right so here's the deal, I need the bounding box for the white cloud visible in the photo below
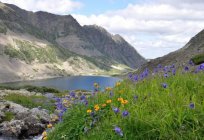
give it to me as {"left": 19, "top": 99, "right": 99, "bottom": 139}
{"left": 0, "top": 0, "right": 82, "bottom": 14}
{"left": 73, "top": 1, "right": 204, "bottom": 59}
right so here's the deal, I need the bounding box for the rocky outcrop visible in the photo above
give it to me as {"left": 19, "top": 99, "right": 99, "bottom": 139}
{"left": 0, "top": 101, "right": 51, "bottom": 138}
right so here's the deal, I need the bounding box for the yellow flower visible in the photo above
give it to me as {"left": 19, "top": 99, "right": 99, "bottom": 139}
{"left": 43, "top": 136, "right": 47, "bottom": 140}
{"left": 102, "top": 104, "right": 107, "bottom": 107}
{"left": 42, "top": 131, "right": 47, "bottom": 137}
{"left": 105, "top": 87, "right": 112, "bottom": 91}
{"left": 121, "top": 99, "right": 128, "bottom": 105}
{"left": 117, "top": 97, "right": 123, "bottom": 102}
{"left": 116, "top": 82, "right": 121, "bottom": 87}
{"left": 95, "top": 107, "right": 100, "bottom": 111}
{"left": 106, "top": 100, "right": 112, "bottom": 104}
{"left": 87, "top": 109, "right": 92, "bottom": 113}
{"left": 94, "top": 83, "right": 99, "bottom": 87}
{"left": 94, "top": 104, "right": 100, "bottom": 111}
{"left": 47, "top": 123, "right": 52, "bottom": 128}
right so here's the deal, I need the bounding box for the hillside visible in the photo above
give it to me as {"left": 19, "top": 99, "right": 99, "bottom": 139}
{"left": 140, "top": 30, "right": 204, "bottom": 71}
{"left": 0, "top": 2, "right": 146, "bottom": 83}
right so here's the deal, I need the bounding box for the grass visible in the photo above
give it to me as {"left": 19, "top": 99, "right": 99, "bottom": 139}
{"left": 3, "top": 112, "right": 15, "bottom": 122}
{"left": 4, "top": 94, "right": 56, "bottom": 113}
{"left": 48, "top": 67, "right": 204, "bottom": 140}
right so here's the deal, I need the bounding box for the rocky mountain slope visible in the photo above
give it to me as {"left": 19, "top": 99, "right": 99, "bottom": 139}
{"left": 0, "top": 2, "right": 146, "bottom": 83}
{"left": 140, "top": 29, "right": 204, "bottom": 71}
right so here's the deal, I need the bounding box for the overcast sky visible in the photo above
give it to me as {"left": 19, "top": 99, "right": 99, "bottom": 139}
{"left": 1, "top": 0, "right": 204, "bottom": 59}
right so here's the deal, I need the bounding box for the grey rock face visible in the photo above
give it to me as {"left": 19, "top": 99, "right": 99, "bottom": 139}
{"left": 0, "top": 102, "right": 50, "bottom": 138}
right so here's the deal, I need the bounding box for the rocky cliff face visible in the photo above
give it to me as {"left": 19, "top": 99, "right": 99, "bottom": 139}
{"left": 0, "top": 2, "right": 146, "bottom": 82}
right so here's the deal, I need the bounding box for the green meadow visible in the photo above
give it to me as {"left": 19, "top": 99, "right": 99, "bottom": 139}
{"left": 48, "top": 66, "right": 204, "bottom": 140}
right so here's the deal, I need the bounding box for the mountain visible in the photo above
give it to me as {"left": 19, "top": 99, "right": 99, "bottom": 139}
{"left": 140, "top": 29, "right": 204, "bottom": 71}
{"left": 0, "top": 2, "right": 146, "bottom": 83}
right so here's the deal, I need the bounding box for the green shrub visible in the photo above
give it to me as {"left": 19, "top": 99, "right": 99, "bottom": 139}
{"left": 191, "top": 54, "right": 204, "bottom": 65}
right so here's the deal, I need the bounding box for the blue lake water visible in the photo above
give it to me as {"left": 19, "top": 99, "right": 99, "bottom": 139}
{"left": 3, "top": 76, "right": 122, "bottom": 91}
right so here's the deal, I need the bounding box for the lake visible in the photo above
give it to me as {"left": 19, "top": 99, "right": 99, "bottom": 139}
{"left": 3, "top": 76, "right": 122, "bottom": 91}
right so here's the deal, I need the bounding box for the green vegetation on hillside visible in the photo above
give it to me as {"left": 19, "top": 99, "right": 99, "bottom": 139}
{"left": 4, "top": 40, "right": 62, "bottom": 63}
{"left": 48, "top": 64, "right": 204, "bottom": 140}
{"left": 4, "top": 94, "right": 56, "bottom": 113}
{"left": 0, "top": 23, "right": 7, "bottom": 34}
{"left": 192, "top": 54, "right": 204, "bottom": 65}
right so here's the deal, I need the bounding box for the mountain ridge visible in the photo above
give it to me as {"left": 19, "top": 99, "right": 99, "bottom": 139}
{"left": 0, "top": 2, "right": 146, "bottom": 83}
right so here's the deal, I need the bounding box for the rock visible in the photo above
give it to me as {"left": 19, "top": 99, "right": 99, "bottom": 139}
{"left": 30, "top": 108, "right": 51, "bottom": 124}
{"left": 44, "top": 93, "right": 54, "bottom": 99}
{"left": 0, "top": 120, "right": 26, "bottom": 137}
{"left": 6, "top": 101, "right": 29, "bottom": 114}
{"left": 0, "top": 111, "right": 5, "bottom": 123}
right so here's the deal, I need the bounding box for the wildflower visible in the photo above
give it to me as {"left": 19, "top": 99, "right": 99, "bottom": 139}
{"left": 184, "top": 66, "right": 189, "bottom": 71}
{"left": 94, "top": 104, "right": 100, "bottom": 111}
{"left": 172, "top": 69, "right": 176, "bottom": 75}
{"left": 114, "top": 126, "right": 123, "bottom": 136}
{"left": 47, "top": 123, "right": 52, "bottom": 128}
{"left": 106, "top": 87, "right": 112, "bottom": 91}
{"left": 113, "top": 107, "right": 120, "bottom": 114}
{"left": 121, "top": 100, "right": 128, "bottom": 105}
{"left": 162, "top": 83, "right": 167, "bottom": 88}
{"left": 122, "top": 110, "right": 129, "bottom": 117}
{"left": 133, "top": 95, "right": 138, "bottom": 100}
{"left": 117, "top": 97, "right": 123, "bottom": 102}
{"left": 70, "top": 91, "right": 76, "bottom": 98}
{"left": 94, "top": 83, "right": 98, "bottom": 87}
{"left": 87, "top": 109, "right": 92, "bottom": 113}
{"left": 109, "top": 91, "right": 114, "bottom": 97}
{"left": 189, "top": 60, "right": 194, "bottom": 66}
{"left": 164, "top": 73, "right": 168, "bottom": 78}
{"left": 102, "top": 104, "right": 107, "bottom": 107}
{"left": 189, "top": 103, "right": 195, "bottom": 109}
{"left": 80, "top": 95, "right": 86, "bottom": 100}
{"left": 42, "top": 131, "right": 47, "bottom": 137}
{"left": 198, "top": 63, "right": 204, "bottom": 70}
{"left": 106, "top": 100, "right": 112, "bottom": 104}
{"left": 43, "top": 136, "right": 47, "bottom": 140}
{"left": 116, "top": 82, "right": 121, "bottom": 87}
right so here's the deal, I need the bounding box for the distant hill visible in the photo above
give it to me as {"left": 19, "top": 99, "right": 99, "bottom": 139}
{"left": 140, "top": 29, "right": 204, "bottom": 71}
{"left": 0, "top": 2, "right": 146, "bottom": 83}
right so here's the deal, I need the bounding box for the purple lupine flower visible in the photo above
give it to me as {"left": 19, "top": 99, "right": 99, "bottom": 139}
{"left": 114, "top": 126, "right": 123, "bottom": 136}
{"left": 80, "top": 95, "right": 86, "bottom": 100}
{"left": 189, "top": 60, "right": 194, "bottom": 66}
{"left": 128, "top": 73, "right": 133, "bottom": 79}
{"left": 110, "top": 91, "right": 114, "bottom": 97}
{"left": 172, "top": 69, "right": 176, "bottom": 75}
{"left": 113, "top": 107, "right": 120, "bottom": 114}
{"left": 83, "top": 100, "right": 88, "bottom": 106}
{"left": 199, "top": 63, "right": 204, "bottom": 70}
{"left": 133, "top": 75, "right": 138, "bottom": 81}
{"left": 122, "top": 110, "right": 129, "bottom": 117}
{"left": 158, "top": 64, "right": 162, "bottom": 68}
{"left": 184, "top": 66, "right": 189, "bottom": 71}
{"left": 133, "top": 95, "right": 138, "bottom": 100}
{"left": 70, "top": 91, "right": 76, "bottom": 98}
{"left": 170, "top": 64, "right": 175, "bottom": 69}
{"left": 164, "top": 73, "right": 168, "bottom": 78}
{"left": 189, "top": 103, "right": 195, "bottom": 109}
{"left": 162, "top": 83, "right": 167, "bottom": 88}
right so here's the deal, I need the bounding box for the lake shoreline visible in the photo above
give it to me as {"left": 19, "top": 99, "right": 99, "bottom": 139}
{"left": 0, "top": 73, "right": 122, "bottom": 85}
